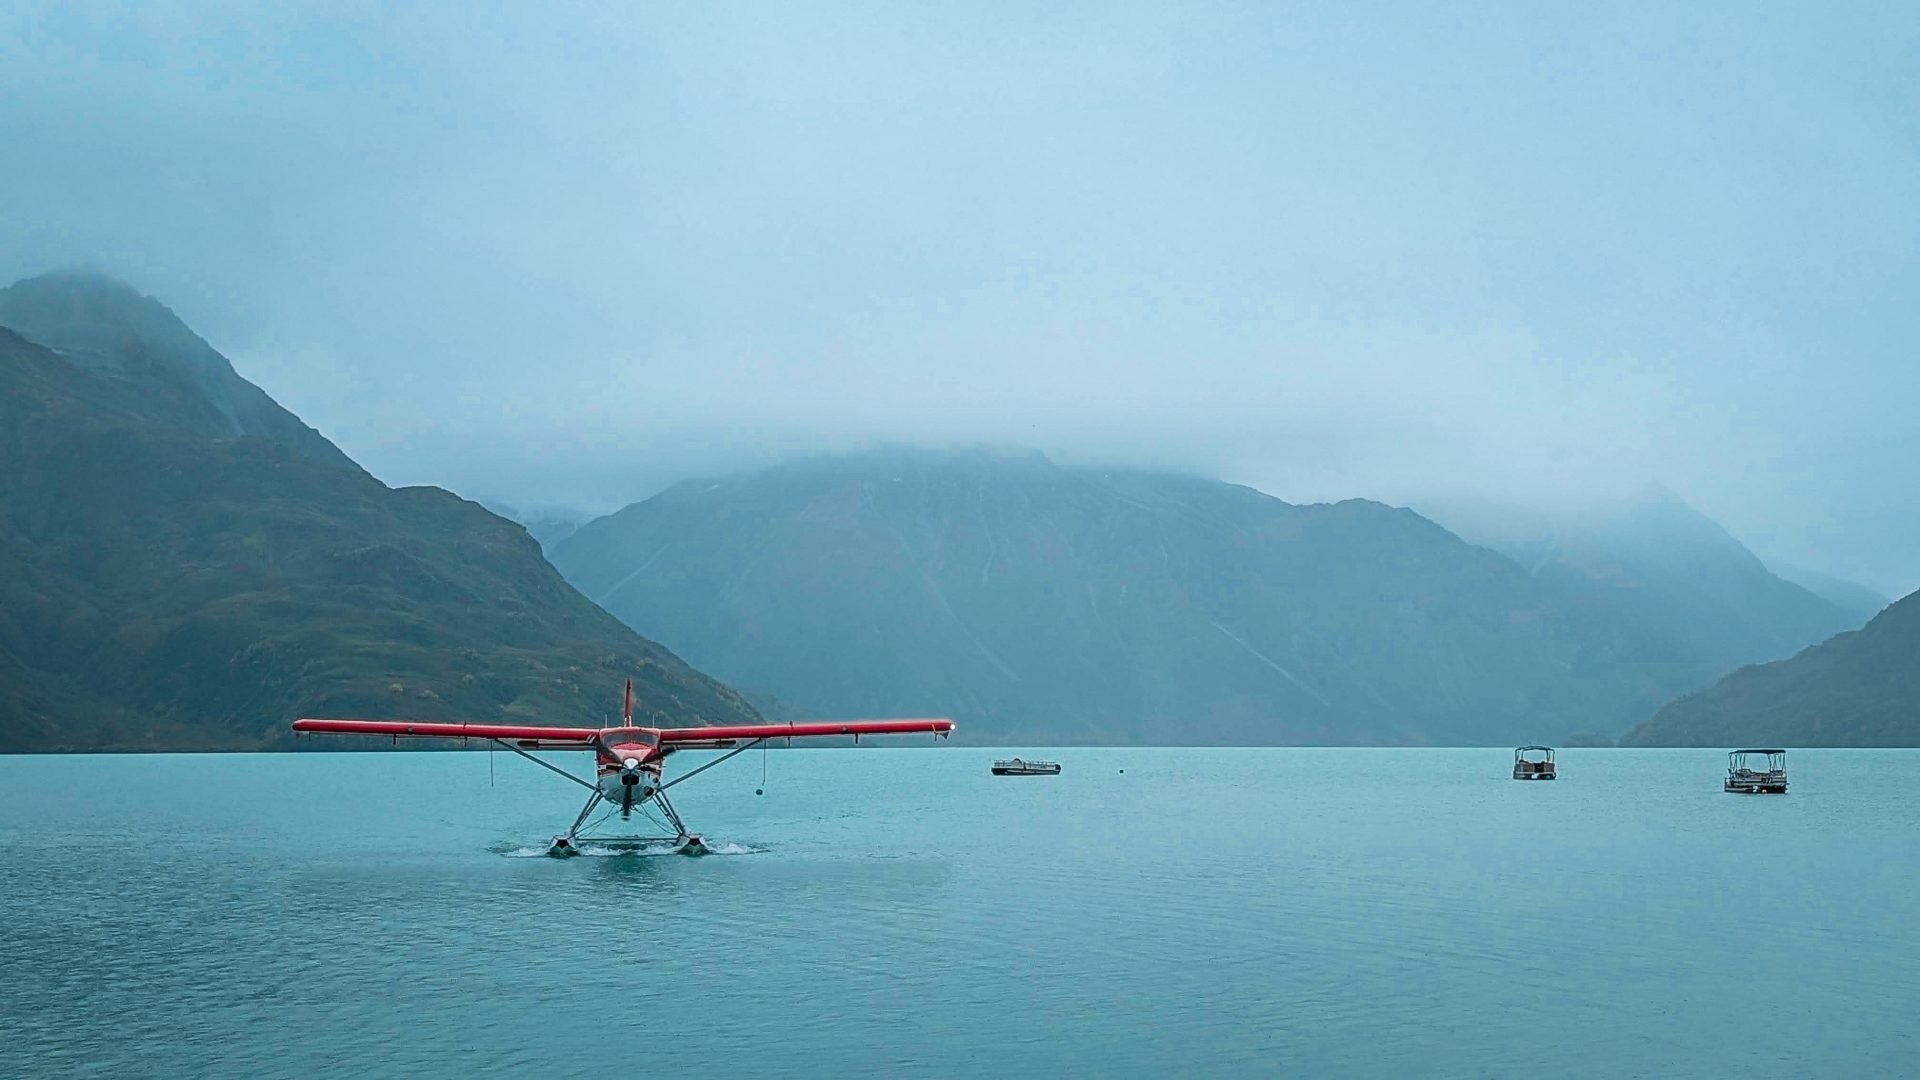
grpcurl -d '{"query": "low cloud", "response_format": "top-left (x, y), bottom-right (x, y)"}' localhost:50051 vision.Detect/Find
top-left (3, 2), bottom-right (1916, 592)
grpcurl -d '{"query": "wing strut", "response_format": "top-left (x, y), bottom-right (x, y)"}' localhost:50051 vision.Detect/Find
top-left (661, 738), bottom-right (768, 792)
top-left (490, 738), bottom-right (598, 792)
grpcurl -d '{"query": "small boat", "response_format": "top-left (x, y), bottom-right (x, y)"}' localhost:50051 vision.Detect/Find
top-left (992, 757), bottom-right (1061, 776)
top-left (1725, 749), bottom-right (1788, 794)
top-left (1512, 745), bottom-right (1556, 780)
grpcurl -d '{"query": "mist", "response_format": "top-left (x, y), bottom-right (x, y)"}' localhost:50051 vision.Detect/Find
top-left (3, 2), bottom-right (1917, 593)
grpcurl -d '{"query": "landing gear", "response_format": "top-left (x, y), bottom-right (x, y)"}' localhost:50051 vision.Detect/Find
top-left (546, 785), bottom-right (704, 857)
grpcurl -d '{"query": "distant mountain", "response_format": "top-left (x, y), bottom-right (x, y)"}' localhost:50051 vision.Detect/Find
top-left (1764, 560), bottom-right (1890, 624)
top-left (550, 449), bottom-right (1717, 745)
top-left (1623, 589), bottom-right (1920, 746)
top-left (1419, 489), bottom-right (1859, 672)
top-left (522, 515), bottom-right (587, 553)
top-left (0, 277), bottom-right (758, 751)
top-left (483, 501), bottom-right (594, 554)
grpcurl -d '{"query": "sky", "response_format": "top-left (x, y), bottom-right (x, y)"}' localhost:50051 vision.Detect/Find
top-left (2, 1), bottom-right (1917, 594)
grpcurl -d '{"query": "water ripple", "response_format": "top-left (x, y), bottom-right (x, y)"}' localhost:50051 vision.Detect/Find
top-left (1, 748), bottom-right (1916, 1078)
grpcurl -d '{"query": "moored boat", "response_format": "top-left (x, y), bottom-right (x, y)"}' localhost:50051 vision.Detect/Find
top-left (1512, 746), bottom-right (1556, 780)
top-left (992, 757), bottom-right (1062, 776)
top-left (1724, 749), bottom-right (1788, 794)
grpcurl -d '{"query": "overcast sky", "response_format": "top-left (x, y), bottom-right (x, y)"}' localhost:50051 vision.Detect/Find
top-left (3, 2), bottom-right (1917, 594)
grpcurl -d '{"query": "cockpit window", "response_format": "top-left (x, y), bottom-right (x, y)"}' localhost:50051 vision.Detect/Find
top-left (600, 727), bottom-right (659, 747)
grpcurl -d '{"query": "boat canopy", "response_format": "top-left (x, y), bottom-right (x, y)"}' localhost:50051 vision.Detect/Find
top-left (1731, 749), bottom-right (1786, 756)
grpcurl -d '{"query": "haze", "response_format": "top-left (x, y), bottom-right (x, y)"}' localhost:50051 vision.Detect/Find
top-left (3, 2), bottom-right (1916, 594)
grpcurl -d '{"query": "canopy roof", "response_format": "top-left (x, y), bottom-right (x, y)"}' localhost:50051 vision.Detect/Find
top-left (1731, 749), bottom-right (1787, 756)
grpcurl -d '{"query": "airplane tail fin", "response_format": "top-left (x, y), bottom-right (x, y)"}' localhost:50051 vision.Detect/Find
top-left (622, 678), bottom-right (634, 725)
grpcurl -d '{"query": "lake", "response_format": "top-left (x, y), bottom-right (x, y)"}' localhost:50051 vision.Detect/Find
top-left (3, 748), bottom-right (1917, 1077)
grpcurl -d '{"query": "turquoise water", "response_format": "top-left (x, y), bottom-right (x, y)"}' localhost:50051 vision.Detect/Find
top-left (3, 748), bottom-right (1917, 1077)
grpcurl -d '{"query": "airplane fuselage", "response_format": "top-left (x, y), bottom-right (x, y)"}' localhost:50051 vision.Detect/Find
top-left (595, 729), bottom-right (666, 813)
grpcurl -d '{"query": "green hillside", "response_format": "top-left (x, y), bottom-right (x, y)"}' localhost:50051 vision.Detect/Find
top-left (552, 449), bottom-right (1714, 745)
top-left (0, 280), bottom-right (758, 751)
top-left (1623, 589), bottom-right (1920, 747)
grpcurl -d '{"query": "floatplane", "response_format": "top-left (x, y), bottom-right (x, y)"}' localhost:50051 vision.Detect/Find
top-left (293, 680), bottom-right (954, 855)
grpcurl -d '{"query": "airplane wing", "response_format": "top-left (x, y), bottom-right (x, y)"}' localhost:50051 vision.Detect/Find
top-left (657, 718), bottom-right (954, 743)
top-left (291, 719), bottom-right (601, 747)
top-left (292, 716), bottom-right (954, 745)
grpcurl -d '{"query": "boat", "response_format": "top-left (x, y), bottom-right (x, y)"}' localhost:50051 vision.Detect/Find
top-left (992, 757), bottom-right (1061, 776)
top-left (1725, 749), bottom-right (1788, 794)
top-left (1512, 745), bottom-right (1556, 780)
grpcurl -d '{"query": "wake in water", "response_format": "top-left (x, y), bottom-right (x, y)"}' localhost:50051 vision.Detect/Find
top-left (494, 840), bottom-right (764, 858)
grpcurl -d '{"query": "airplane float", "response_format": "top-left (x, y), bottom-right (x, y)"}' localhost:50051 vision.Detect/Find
top-left (292, 679), bottom-right (955, 856)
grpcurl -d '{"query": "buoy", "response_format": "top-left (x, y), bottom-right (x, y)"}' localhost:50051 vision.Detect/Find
top-left (755, 787), bottom-right (764, 796)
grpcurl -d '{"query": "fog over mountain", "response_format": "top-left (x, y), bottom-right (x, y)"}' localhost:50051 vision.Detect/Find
top-left (544, 445), bottom-right (1909, 745)
top-left (1418, 488), bottom-right (1860, 671)
top-left (4, 3), bottom-right (1917, 593)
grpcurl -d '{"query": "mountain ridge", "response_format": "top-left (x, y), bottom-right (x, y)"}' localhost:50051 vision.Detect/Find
top-left (0, 271), bottom-right (358, 473)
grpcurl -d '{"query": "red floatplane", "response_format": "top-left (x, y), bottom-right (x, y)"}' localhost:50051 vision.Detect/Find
top-left (292, 679), bottom-right (954, 856)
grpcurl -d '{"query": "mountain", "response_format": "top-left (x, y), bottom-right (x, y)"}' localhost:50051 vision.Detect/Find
top-left (0, 276), bottom-right (758, 751)
top-left (0, 272), bottom-right (359, 473)
top-left (1419, 489), bottom-right (1859, 673)
top-left (550, 449), bottom-right (1714, 745)
top-left (1623, 589), bottom-right (1920, 746)
top-left (1764, 560), bottom-right (1890, 624)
